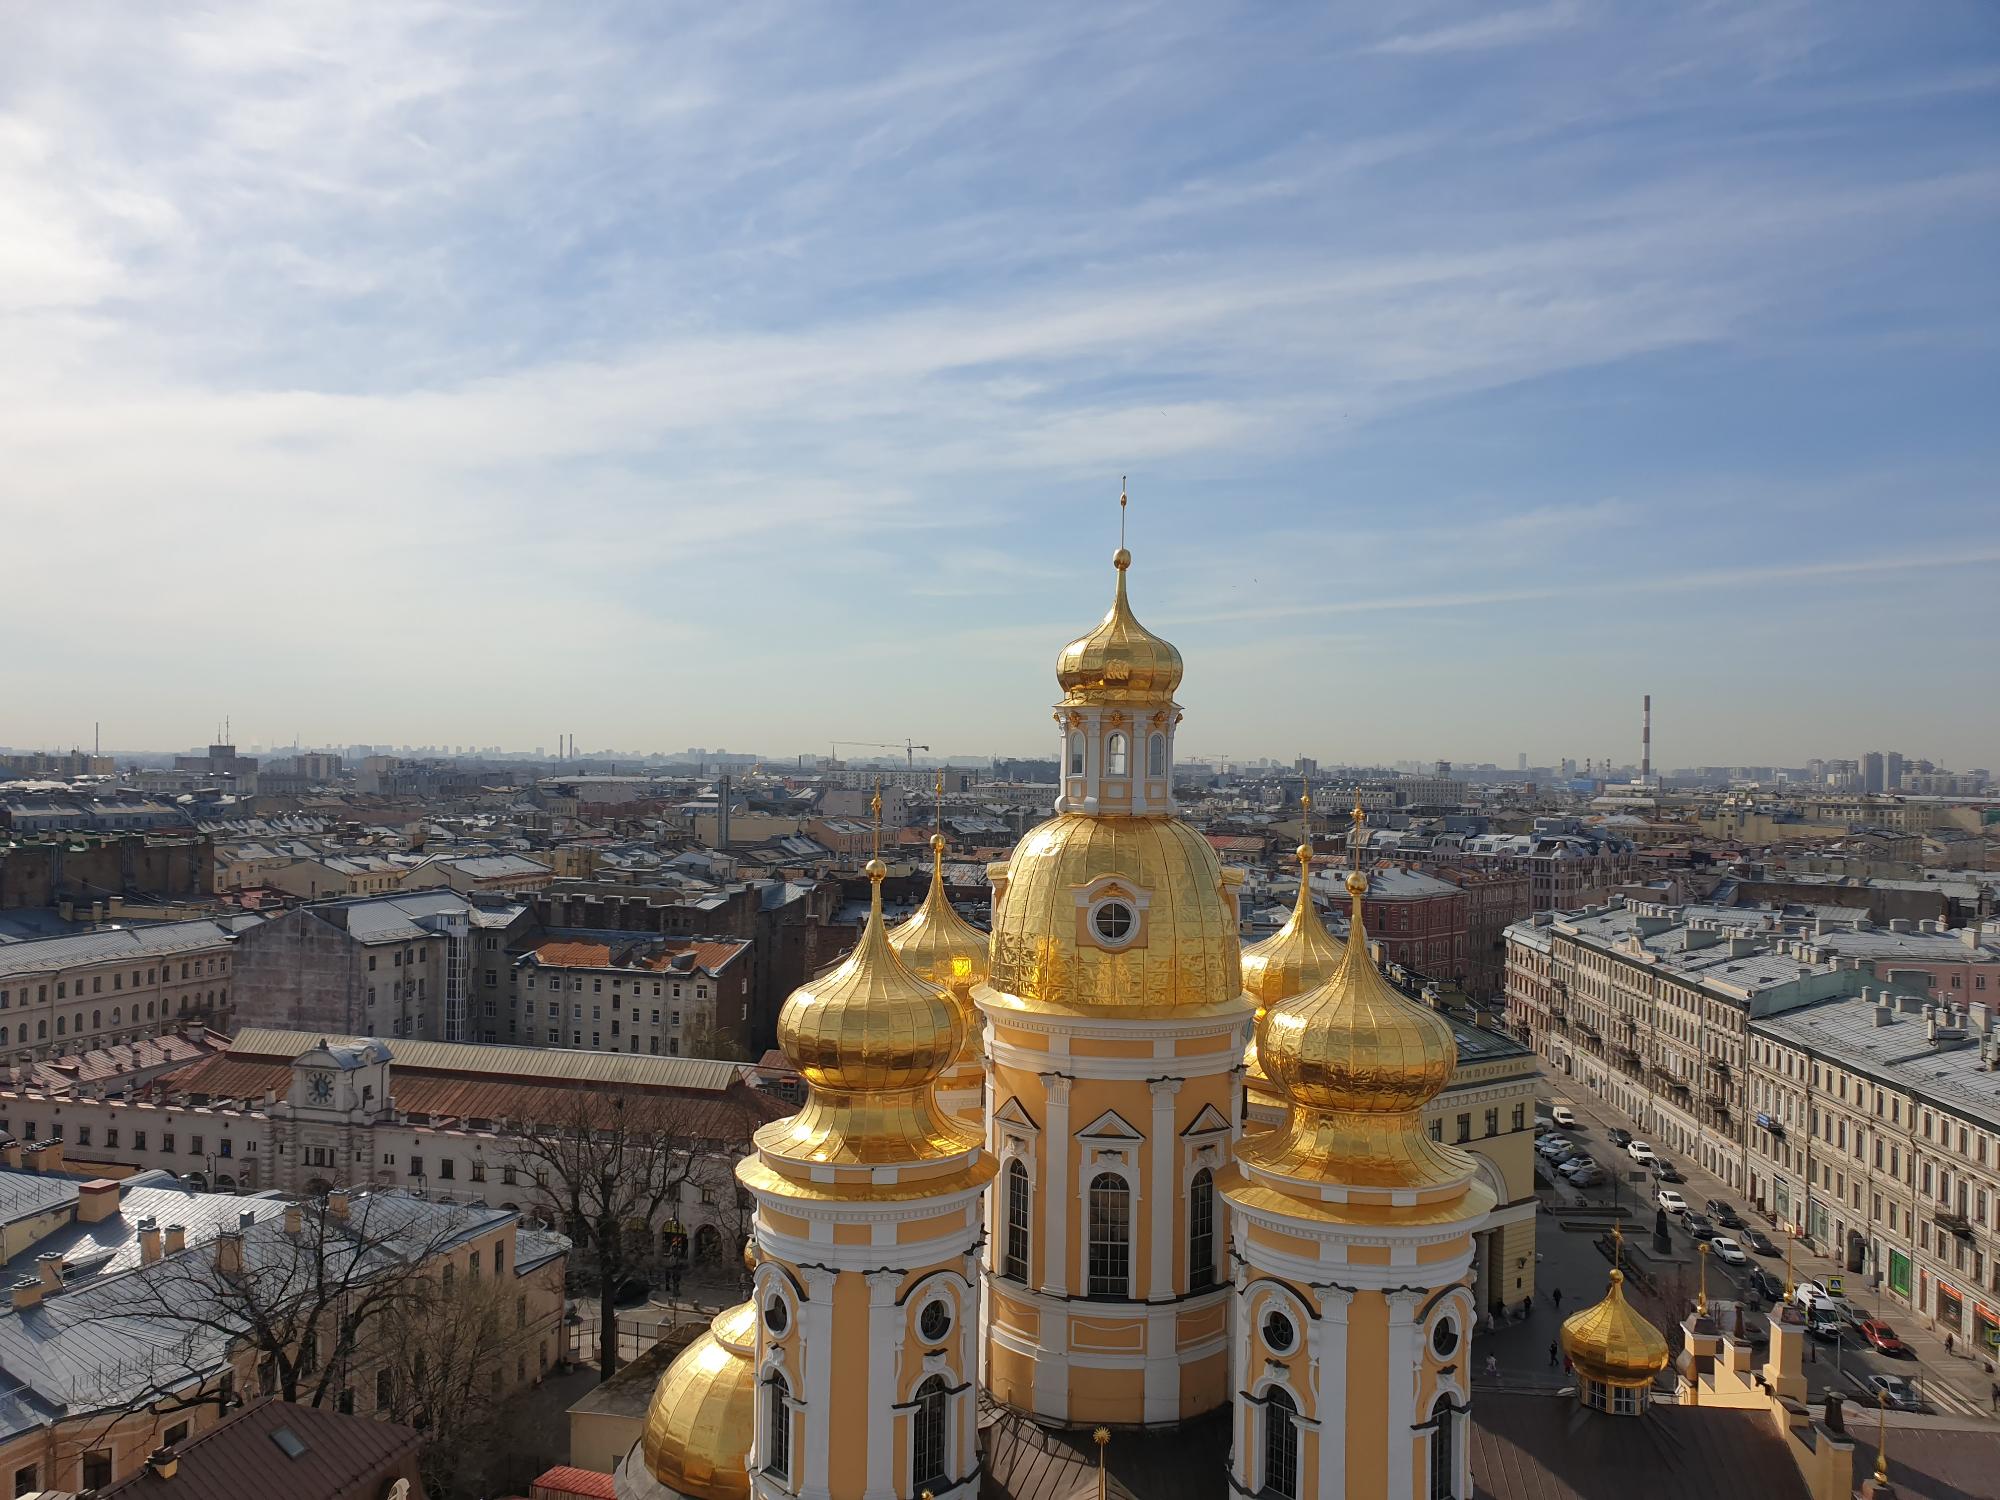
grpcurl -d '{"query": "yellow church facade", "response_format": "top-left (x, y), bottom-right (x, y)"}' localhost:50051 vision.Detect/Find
top-left (627, 524), bottom-right (1516, 1500)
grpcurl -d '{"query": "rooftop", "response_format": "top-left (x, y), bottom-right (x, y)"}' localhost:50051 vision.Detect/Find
top-left (0, 919), bottom-right (238, 979)
top-left (1753, 993), bottom-right (2000, 1132)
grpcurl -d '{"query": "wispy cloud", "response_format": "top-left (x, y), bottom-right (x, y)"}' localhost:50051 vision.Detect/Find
top-left (1365, 3), bottom-right (1584, 57)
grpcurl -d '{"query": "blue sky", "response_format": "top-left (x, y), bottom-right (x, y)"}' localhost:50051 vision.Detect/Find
top-left (2, 2), bottom-right (1996, 769)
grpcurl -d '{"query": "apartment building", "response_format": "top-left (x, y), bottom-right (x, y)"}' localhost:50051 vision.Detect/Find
top-left (0, 919), bottom-right (242, 1064)
top-left (511, 937), bottom-right (751, 1056)
top-left (1749, 991), bottom-right (2000, 1347)
top-left (0, 1167), bottom-right (564, 1496)
top-left (1461, 828), bottom-right (1637, 912)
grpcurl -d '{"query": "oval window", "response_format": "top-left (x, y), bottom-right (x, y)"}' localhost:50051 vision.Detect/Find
top-left (919, 1300), bottom-right (952, 1342)
top-left (1431, 1318), bottom-right (1458, 1358)
top-left (1262, 1309), bottom-right (1295, 1354)
top-left (1092, 901), bottom-right (1135, 946)
top-left (764, 1296), bottom-right (789, 1337)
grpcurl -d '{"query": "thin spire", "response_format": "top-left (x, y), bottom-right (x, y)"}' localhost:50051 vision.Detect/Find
top-left (1696, 1240), bottom-right (1709, 1316)
top-left (934, 769), bottom-right (945, 839)
top-left (871, 779), bottom-right (882, 863)
top-left (1119, 477), bottom-right (1127, 550)
top-left (1875, 1389), bottom-right (1890, 1484)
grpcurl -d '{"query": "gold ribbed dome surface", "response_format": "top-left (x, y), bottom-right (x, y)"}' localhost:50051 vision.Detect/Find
top-left (1240, 872), bottom-right (1472, 1189)
top-left (1055, 548), bottom-right (1184, 705)
top-left (986, 813), bottom-right (1244, 1016)
top-left (1561, 1267), bottom-right (1671, 1389)
top-left (1242, 844), bottom-right (1346, 1010)
top-left (759, 859), bottom-right (980, 1164)
top-left (890, 835), bottom-right (989, 1064)
top-left (642, 1300), bottom-right (757, 1498)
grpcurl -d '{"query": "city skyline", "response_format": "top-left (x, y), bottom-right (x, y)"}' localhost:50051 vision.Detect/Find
top-left (4, 4), bottom-right (1997, 765)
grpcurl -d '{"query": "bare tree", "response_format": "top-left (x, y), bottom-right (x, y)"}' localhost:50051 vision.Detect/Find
top-left (508, 1090), bottom-right (704, 1378)
top-left (378, 1271), bottom-right (539, 1499)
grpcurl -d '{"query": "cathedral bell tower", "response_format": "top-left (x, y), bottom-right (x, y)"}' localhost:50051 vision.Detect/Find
top-left (977, 520), bottom-right (1255, 1428)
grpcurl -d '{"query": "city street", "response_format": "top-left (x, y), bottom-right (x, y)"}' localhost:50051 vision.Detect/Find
top-left (1538, 1078), bottom-right (2000, 1419)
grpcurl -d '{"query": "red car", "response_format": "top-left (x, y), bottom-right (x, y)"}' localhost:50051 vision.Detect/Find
top-left (1858, 1319), bottom-right (1909, 1356)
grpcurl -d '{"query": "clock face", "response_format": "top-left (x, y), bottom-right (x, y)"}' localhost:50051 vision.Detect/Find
top-left (307, 1071), bottom-right (334, 1104)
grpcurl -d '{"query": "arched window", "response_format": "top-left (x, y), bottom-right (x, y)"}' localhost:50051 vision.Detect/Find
top-left (37, 1021), bottom-right (46, 1040)
top-left (1105, 732), bottom-right (1129, 776)
top-left (1429, 1397), bottom-right (1456, 1500)
top-left (912, 1375), bottom-right (949, 1491)
top-left (766, 1375), bottom-right (791, 1481)
top-left (111, 1008), bottom-right (120, 1025)
top-left (1004, 1159), bottom-right (1031, 1281)
top-left (1188, 1167), bottom-right (1215, 1290)
top-left (1068, 732), bottom-right (1085, 775)
top-left (91, 1010), bottom-right (100, 1029)
top-left (1148, 732), bottom-right (1166, 777)
top-left (1086, 1174), bottom-right (1130, 1298)
top-left (1263, 1388), bottom-right (1299, 1500)
top-left (0, 1027), bottom-right (8, 1046)
top-left (55, 1017), bottom-right (64, 1037)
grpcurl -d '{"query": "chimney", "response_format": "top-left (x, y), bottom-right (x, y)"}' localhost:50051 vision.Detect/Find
top-left (1890, 918), bottom-right (1913, 933)
top-left (25, 1140), bottom-right (63, 1173)
top-left (140, 1220), bottom-right (164, 1265)
top-left (327, 1188), bottom-right (350, 1221)
top-left (0, 1139), bottom-right (19, 1170)
top-left (164, 1223), bottom-right (187, 1255)
top-left (76, 1179), bottom-right (120, 1224)
top-left (1642, 694), bottom-right (1651, 781)
top-left (1824, 1390), bottom-right (1845, 1434)
top-left (10, 1280), bottom-right (41, 1311)
top-left (283, 1203), bottom-right (303, 1235)
top-left (238, 1209), bottom-right (256, 1229)
top-left (35, 1253), bottom-right (63, 1291)
top-left (145, 1447), bottom-right (180, 1480)
top-left (215, 1229), bottom-right (244, 1276)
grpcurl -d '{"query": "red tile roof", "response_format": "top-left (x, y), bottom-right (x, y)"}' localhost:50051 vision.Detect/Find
top-left (526, 937), bottom-right (748, 974)
top-left (530, 1468), bottom-right (618, 1500)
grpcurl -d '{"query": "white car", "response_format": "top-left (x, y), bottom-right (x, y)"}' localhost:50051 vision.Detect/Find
top-left (1709, 1237), bottom-right (1748, 1265)
top-left (1551, 1105), bottom-right (1578, 1129)
top-left (1627, 1141), bottom-right (1658, 1165)
top-left (1537, 1138), bottom-right (1573, 1158)
top-left (1792, 1279), bottom-right (1830, 1308)
top-left (1657, 1188), bottom-right (1689, 1215)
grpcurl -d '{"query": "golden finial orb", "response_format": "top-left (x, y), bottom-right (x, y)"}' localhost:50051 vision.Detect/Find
top-left (1345, 870), bottom-right (1369, 897)
top-left (930, 833), bottom-right (947, 855)
top-left (864, 857), bottom-right (887, 880)
top-left (1112, 546), bottom-right (1131, 571)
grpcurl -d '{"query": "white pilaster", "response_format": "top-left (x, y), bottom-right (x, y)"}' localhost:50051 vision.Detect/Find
top-left (862, 1270), bottom-right (900, 1500)
top-left (800, 1266), bottom-right (837, 1499)
top-left (1041, 1073), bottom-right (1071, 1295)
top-left (1315, 1287), bottom-right (1354, 1500)
top-left (1386, 1288), bottom-right (1425, 1500)
top-left (1147, 1076), bottom-right (1182, 1300)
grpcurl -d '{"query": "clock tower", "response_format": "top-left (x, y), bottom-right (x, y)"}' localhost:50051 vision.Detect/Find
top-left (274, 1039), bottom-right (394, 1195)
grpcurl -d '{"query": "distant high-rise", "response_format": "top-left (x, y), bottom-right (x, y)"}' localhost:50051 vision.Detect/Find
top-left (1886, 750), bottom-right (1905, 791)
top-left (1294, 755), bottom-right (1317, 776)
top-left (1862, 750), bottom-right (1886, 795)
top-left (1518, 752), bottom-right (1528, 772)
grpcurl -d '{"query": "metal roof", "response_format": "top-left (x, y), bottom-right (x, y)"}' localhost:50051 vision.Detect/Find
top-left (0, 919), bottom-right (237, 979)
top-left (224, 1027), bottom-right (748, 1093)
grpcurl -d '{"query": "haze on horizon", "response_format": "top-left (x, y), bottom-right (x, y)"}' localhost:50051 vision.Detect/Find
top-left (2, 4), bottom-right (1996, 770)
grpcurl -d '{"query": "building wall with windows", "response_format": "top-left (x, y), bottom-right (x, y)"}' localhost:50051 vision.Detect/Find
top-left (0, 919), bottom-right (238, 1062)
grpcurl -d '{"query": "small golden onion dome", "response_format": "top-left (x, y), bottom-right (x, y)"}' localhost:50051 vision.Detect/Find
top-left (1560, 1268), bottom-right (1671, 1389)
top-left (642, 1300), bottom-right (757, 1498)
top-left (986, 813), bottom-right (1245, 1016)
top-left (759, 859), bottom-right (979, 1164)
top-left (1261, 870), bottom-right (1455, 1113)
top-left (1055, 548), bottom-right (1183, 704)
top-left (890, 832), bottom-right (989, 1066)
top-left (1241, 844), bottom-right (1347, 1011)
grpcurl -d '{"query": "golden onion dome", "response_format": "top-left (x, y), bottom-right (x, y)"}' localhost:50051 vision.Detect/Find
top-left (1261, 870), bottom-right (1456, 1114)
top-left (985, 813), bottom-right (1246, 1017)
top-left (890, 833), bottom-right (989, 1068)
top-left (642, 1300), bottom-right (756, 1498)
top-left (1560, 1264), bottom-right (1671, 1390)
top-left (1055, 547), bottom-right (1183, 705)
top-left (1242, 844), bottom-right (1346, 1012)
top-left (759, 858), bottom-right (979, 1164)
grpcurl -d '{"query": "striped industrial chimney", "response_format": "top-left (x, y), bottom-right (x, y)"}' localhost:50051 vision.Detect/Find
top-left (1642, 694), bottom-right (1652, 780)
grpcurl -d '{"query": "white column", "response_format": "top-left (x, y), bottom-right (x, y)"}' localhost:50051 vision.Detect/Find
top-left (1041, 1074), bottom-right (1072, 1295)
top-left (1386, 1289), bottom-right (1425, 1500)
top-left (1080, 707), bottom-right (1101, 814)
top-left (1230, 1277), bottom-right (1252, 1493)
top-left (1147, 1077), bottom-right (1182, 1300)
top-left (863, 1270), bottom-right (901, 1500)
top-left (1316, 1287), bottom-right (1353, 1500)
top-left (799, 1266), bottom-right (837, 1500)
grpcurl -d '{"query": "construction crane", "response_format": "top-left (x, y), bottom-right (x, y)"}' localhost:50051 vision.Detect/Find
top-left (829, 738), bottom-right (930, 768)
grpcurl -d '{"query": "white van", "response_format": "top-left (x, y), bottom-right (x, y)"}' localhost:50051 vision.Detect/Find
top-left (1551, 1102), bottom-right (1578, 1130)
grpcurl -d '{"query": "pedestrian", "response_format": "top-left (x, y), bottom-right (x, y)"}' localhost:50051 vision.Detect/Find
top-left (1945, 1332), bottom-right (1955, 1357)
top-left (1485, 1354), bottom-right (1498, 1380)
top-left (1549, 1341), bottom-right (1559, 1368)
top-left (1552, 1287), bottom-right (1563, 1312)
top-left (1990, 1380), bottom-right (1999, 1413)
top-left (1520, 1296), bottom-right (1533, 1322)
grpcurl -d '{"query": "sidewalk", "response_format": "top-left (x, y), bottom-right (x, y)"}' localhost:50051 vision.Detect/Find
top-left (1551, 1074), bottom-right (2000, 1420)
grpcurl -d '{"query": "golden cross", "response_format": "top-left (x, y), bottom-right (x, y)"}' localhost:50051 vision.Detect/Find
top-left (1119, 479), bottom-right (1127, 549)
top-left (871, 780), bottom-right (882, 861)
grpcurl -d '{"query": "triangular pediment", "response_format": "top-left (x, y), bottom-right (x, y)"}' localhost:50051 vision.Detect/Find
top-left (1078, 1108), bottom-right (1143, 1140)
top-left (993, 1095), bottom-right (1039, 1131)
top-left (1181, 1103), bottom-right (1231, 1137)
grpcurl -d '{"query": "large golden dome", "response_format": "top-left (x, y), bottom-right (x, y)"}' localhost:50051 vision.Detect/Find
top-left (985, 813), bottom-right (1245, 1017)
top-left (889, 834), bottom-right (989, 1064)
top-left (1241, 841), bottom-right (1346, 1097)
top-left (1241, 872), bottom-right (1470, 1188)
top-left (1055, 548), bottom-right (1183, 705)
top-left (642, 1300), bottom-right (756, 1499)
top-left (1561, 1265), bottom-right (1670, 1389)
top-left (760, 858), bottom-right (980, 1164)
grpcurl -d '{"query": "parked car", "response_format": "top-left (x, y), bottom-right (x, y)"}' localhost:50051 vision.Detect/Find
top-left (1857, 1320), bottom-right (1910, 1356)
top-left (1566, 1166), bottom-right (1607, 1188)
top-left (1552, 1104), bottom-right (1578, 1129)
top-left (1709, 1237), bottom-right (1749, 1266)
top-left (1608, 1127), bottom-right (1634, 1147)
top-left (1558, 1156), bottom-right (1599, 1179)
top-left (1746, 1267), bottom-right (1785, 1302)
top-left (1657, 1188), bottom-right (1689, 1215)
top-left (1537, 1137), bottom-right (1574, 1158)
top-left (1793, 1279), bottom-right (1830, 1308)
top-left (1681, 1212), bottom-right (1716, 1241)
top-left (1806, 1307), bottom-right (1845, 1341)
top-left (1627, 1141), bottom-right (1658, 1166)
top-left (1742, 1228), bottom-right (1779, 1257)
top-left (1652, 1161), bottom-right (1686, 1183)
top-left (1858, 1373), bottom-right (1922, 1411)
top-left (1704, 1199), bottom-right (1745, 1229)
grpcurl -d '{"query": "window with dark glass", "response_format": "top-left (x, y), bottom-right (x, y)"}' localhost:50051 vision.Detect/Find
top-left (912, 1375), bottom-right (949, 1491)
top-left (767, 1376), bottom-right (791, 1480)
top-left (1429, 1397), bottom-right (1455, 1500)
top-left (1004, 1159), bottom-right (1031, 1280)
top-left (1086, 1174), bottom-right (1130, 1297)
top-left (1188, 1167), bottom-right (1215, 1290)
top-left (1263, 1388), bottom-right (1299, 1499)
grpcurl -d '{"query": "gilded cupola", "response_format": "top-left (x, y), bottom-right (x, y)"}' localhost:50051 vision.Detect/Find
top-left (1241, 788), bottom-right (1346, 1100)
top-left (890, 828), bottom-right (988, 1065)
top-left (1243, 868), bottom-right (1468, 1187)
top-left (642, 1299), bottom-right (757, 1498)
top-left (1561, 1239), bottom-right (1670, 1405)
top-left (757, 857), bottom-right (980, 1165)
top-left (1055, 546), bottom-right (1183, 706)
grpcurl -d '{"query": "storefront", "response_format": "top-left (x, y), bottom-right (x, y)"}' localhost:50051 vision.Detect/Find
top-left (1888, 1249), bottom-right (1913, 1301)
top-left (1807, 1197), bottom-right (1830, 1246)
top-left (1774, 1177), bottom-right (1792, 1224)
top-left (1974, 1301), bottom-right (1999, 1356)
top-left (1937, 1280), bottom-right (1965, 1335)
